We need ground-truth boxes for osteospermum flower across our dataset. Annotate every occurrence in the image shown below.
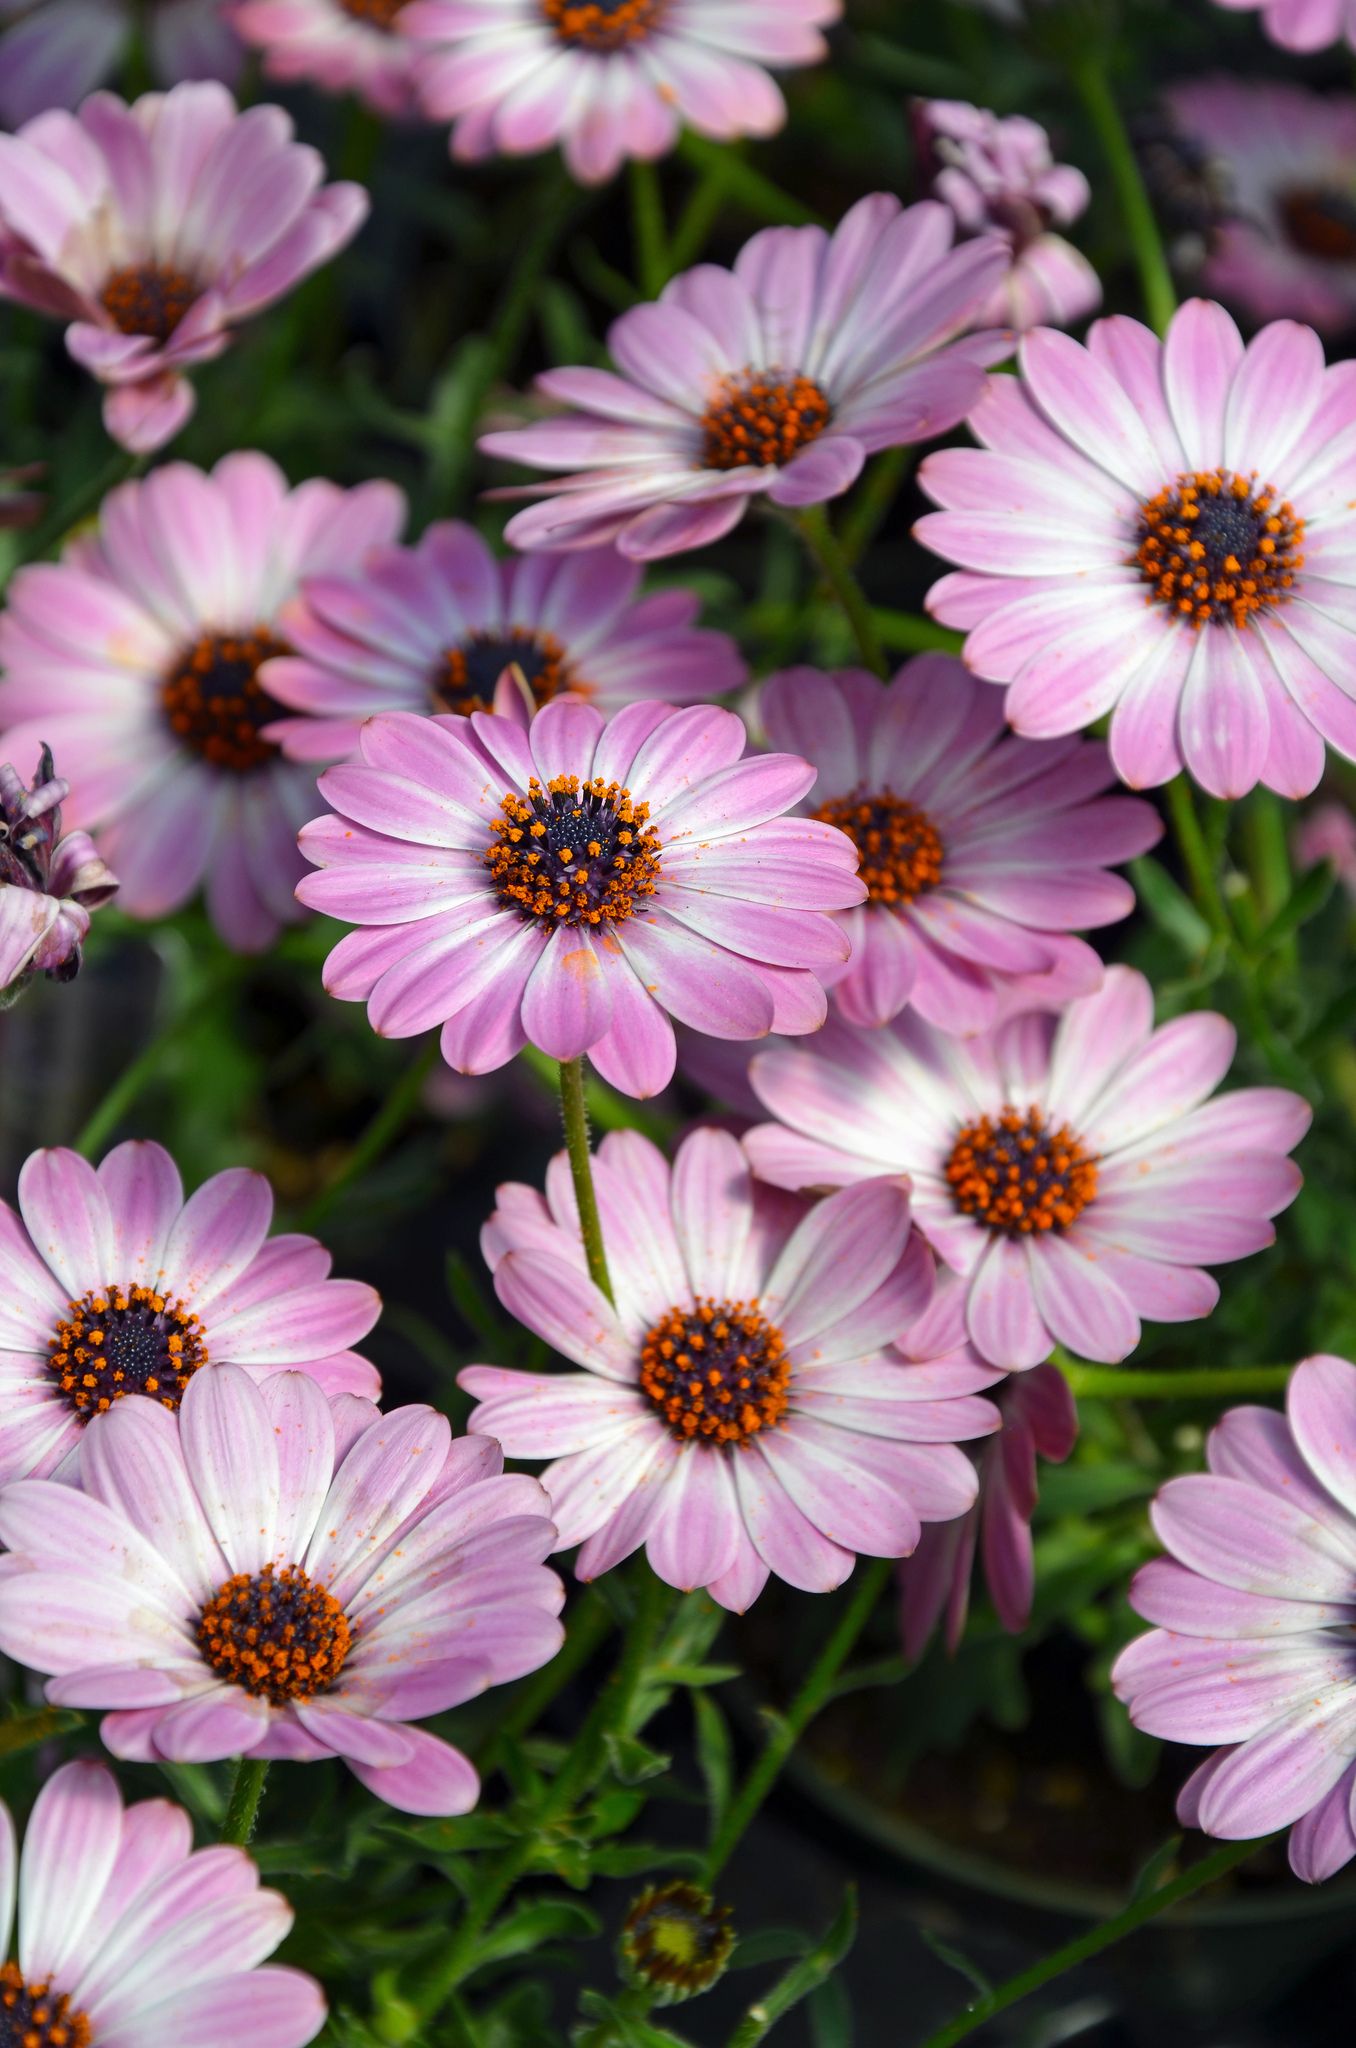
[758,657,1161,1035]
[265,521,745,763]
[462,1127,1001,1610]
[479,196,1011,559]
[297,698,865,1097]
[1113,1354,1356,1883]
[0,745,118,1000]
[0,1364,564,1815]
[1212,0,1356,52]
[913,98,1101,332]
[0,1758,323,2048]
[233,0,422,116]
[0,0,241,126]
[0,453,404,951]
[745,965,1311,1371]
[917,300,1356,800]
[0,83,367,453]
[1164,80,1356,336]
[0,1139,380,1486]
[403,0,841,186]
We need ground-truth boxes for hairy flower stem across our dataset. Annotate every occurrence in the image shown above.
[704,1557,891,1884]
[220,1757,270,1848]
[1070,57,1176,340]
[794,507,889,678]
[299,1039,439,1231]
[559,1056,616,1304]
[916,1835,1270,2048]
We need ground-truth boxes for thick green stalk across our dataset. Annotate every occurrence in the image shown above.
[299,1039,438,1231]
[1070,58,1176,338]
[629,160,669,300]
[1165,777,1234,943]
[558,1057,615,1303]
[220,1757,270,1848]
[794,507,889,679]
[1059,1359,1293,1401]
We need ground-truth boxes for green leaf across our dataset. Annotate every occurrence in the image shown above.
[726,1890,858,2048]
[1129,856,1213,959]
[919,1927,993,2004]
[602,1730,672,1786]
[1131,1834,1184,1903]
[659,1662,742,1688]
[475,1897,601,1970]
[808,1976,853,2047]
[728,1929,813,1973]
[692,1691,733,1838]
[573,1992,695,2048]
[1035,1461,1157,1518]
[0,1704,82,1757]
[1255,860,1336,953]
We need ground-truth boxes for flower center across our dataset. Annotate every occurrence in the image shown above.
[541,0,667,50]
[0,1963,92,2048]
[622,1883,734,2000]
[700,372,832,472]
[48,1284,209,1418]
[161,629,290,773]
[99,263,197,344]
[813,791,943,905]
[486,774,661,928]
[1279,185,1356,263]
[434,630,574,718]
[1134,469,1304,629]
[339,0,408,22]
[197,1562,352,1706]
[639,1298,790,1445]
[945,1105,1098,1235]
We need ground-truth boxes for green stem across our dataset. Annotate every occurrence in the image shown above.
[704,1558,889,1884]
[219,1757,270,1848]
[839,447,913,569]
[916,1836,1269,2048]
[874,608,965,658]
[1070,58,1176,339]
[793,506,889,678]
[668,156,733,277]
[1059,1359,1293,1401]
[1244,790,1298,974]
[677,134,823,229]
[558,1057,615,1304]
[74,962,235,1159]
[629,160,669,300]
[477,1584,614,1775]
[299,1039,438,1232]
[1165,777,1233,943]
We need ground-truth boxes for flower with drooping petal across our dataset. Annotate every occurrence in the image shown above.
[1163,79,1356,336]
[232,0,422,117]
[0,0,241,127]
[1113,1353,1356,1883]
[0,1757,324,2048]
[917,299,1356,800]
[479,196,1011,559]
[296,697,865,1097]
[0,1139,381,1486]
[1296,797,1356,897]
[897,1277,1076,1656]
[1211,0,1356,53]
[462,1127,1001,1610]
[0,1364,564,1815]
[914,98,1101,332]
[0,83,367,453]
[402,0,841,187]
[0,744,118,1000]
[758,657,1161,1035]
[745,964,1311,1372]
[264,521,746,764]
[0,453,404,952]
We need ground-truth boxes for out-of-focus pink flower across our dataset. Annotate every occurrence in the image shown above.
[480,196,1011,560]
[0,83,367,453]
[264,521,746,763]
[758,657,1160,1035]
[1212,0,1356,53]
[0,0,241,127]
[232,0,422,117]
[0,744,117,998]
[913,98,1100,332]
[464,1126,1001,1610]
[918,300,1356,801]
[402,0,841,186]
[0,453,405,953]
[1296,797,1356,895]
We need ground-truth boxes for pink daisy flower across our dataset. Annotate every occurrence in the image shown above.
[264,520,746,764]
[232,0,422,117]
[0,1757,324,2048]
[0,1138,381,1486]
[1113,1354,1356,1883]
[296,697,865,1098]
[0,453,404,953]
[462,1126,1001,1610]
[745,965,1311,1372]
[0,1,241,128]
[479,196,1011,560]
[913,98,1101,333]
[1212,0,1356,52]
[0,82,367,453]
[0,744,118,998]
[1164,80,1356,337]
[402,0,841,187]
[917,299,1356,801]
[758,657,1161,1035]
[0,1363,564,1815]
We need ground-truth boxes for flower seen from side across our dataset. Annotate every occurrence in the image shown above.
[232,0,423,117]
[0,0,241,127]
[0,744,117,1001]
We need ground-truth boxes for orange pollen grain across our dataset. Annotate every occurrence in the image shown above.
[700,371,832,472]
[197,1561,352,1707]
[814,790,943,906]
[639,1297,790,1445]
[435,628,574,718]
[99,261,197,343]
[945,1103,1098,1236]
[1134,468,1304,630]
[161,627,290,773]
[47,1282,208,1419]
[541,0,666,49]
[485,771,662,928]
[0,1961,91,2048]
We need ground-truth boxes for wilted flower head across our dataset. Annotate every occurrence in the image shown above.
[1212,0,1356,53]
[0,745,117,1002]
[233,0,423,116]
[0,0,241,127]
[620,1883,734,2005]
[914,98,1101,332]
[0,83,367,453]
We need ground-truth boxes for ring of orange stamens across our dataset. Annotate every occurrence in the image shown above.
[1135,469,1304,630]
[0,1961,92,2048]
[640,1298,790,1445]
[161,629,290,773]
[198,1562,352,1707]
[814,791,944,906]
[100,262,197,344]
[945,1104,1098,1235]
[435,629,573,718]
[48,1284,208,1418]
[486,774,661,927]
[542,0,666,48]
[700,372,832,472]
